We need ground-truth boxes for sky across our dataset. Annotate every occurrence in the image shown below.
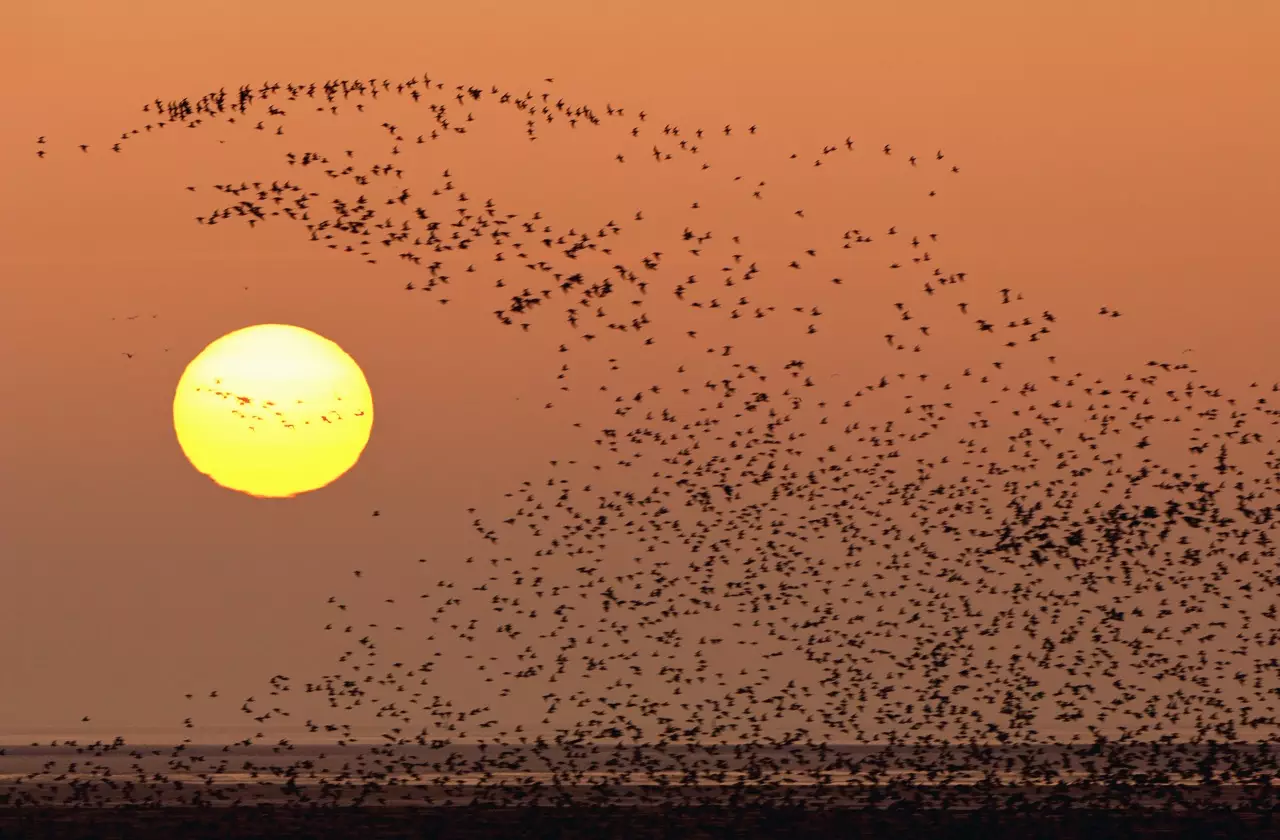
[1,0,1278,747]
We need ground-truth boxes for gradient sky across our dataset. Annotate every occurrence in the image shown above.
[2,0,1278,745]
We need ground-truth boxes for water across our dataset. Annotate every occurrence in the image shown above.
[4,740,1279,809]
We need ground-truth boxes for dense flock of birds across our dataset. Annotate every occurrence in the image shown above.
[10,72,1280,813]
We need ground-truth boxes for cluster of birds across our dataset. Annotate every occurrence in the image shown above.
[12,72,1280,814]
[186,380,367,433]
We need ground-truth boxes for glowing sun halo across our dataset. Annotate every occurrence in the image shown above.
[173,324,374,498]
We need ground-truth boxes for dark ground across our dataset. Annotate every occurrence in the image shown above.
[3,806,1280,840]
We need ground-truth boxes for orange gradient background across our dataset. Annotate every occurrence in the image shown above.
[1,0,1277,744]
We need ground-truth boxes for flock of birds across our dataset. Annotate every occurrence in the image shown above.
[10,72,1280,814]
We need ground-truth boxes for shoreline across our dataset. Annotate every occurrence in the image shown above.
[3,804,1279,840]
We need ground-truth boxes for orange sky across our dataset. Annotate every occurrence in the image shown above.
[1,0,1278,746]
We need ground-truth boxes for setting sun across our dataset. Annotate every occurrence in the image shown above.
[172,324,374,498]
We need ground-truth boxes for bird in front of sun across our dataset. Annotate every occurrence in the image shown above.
[172,323,374,498]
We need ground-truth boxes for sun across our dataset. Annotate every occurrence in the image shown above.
[172,324,374,498]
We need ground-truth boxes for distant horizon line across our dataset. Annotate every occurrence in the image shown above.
[4,738,1271,750]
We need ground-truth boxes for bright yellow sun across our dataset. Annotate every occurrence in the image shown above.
[173,324,374,498]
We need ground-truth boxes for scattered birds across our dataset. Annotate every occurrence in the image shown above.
[24,69,1280,819]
